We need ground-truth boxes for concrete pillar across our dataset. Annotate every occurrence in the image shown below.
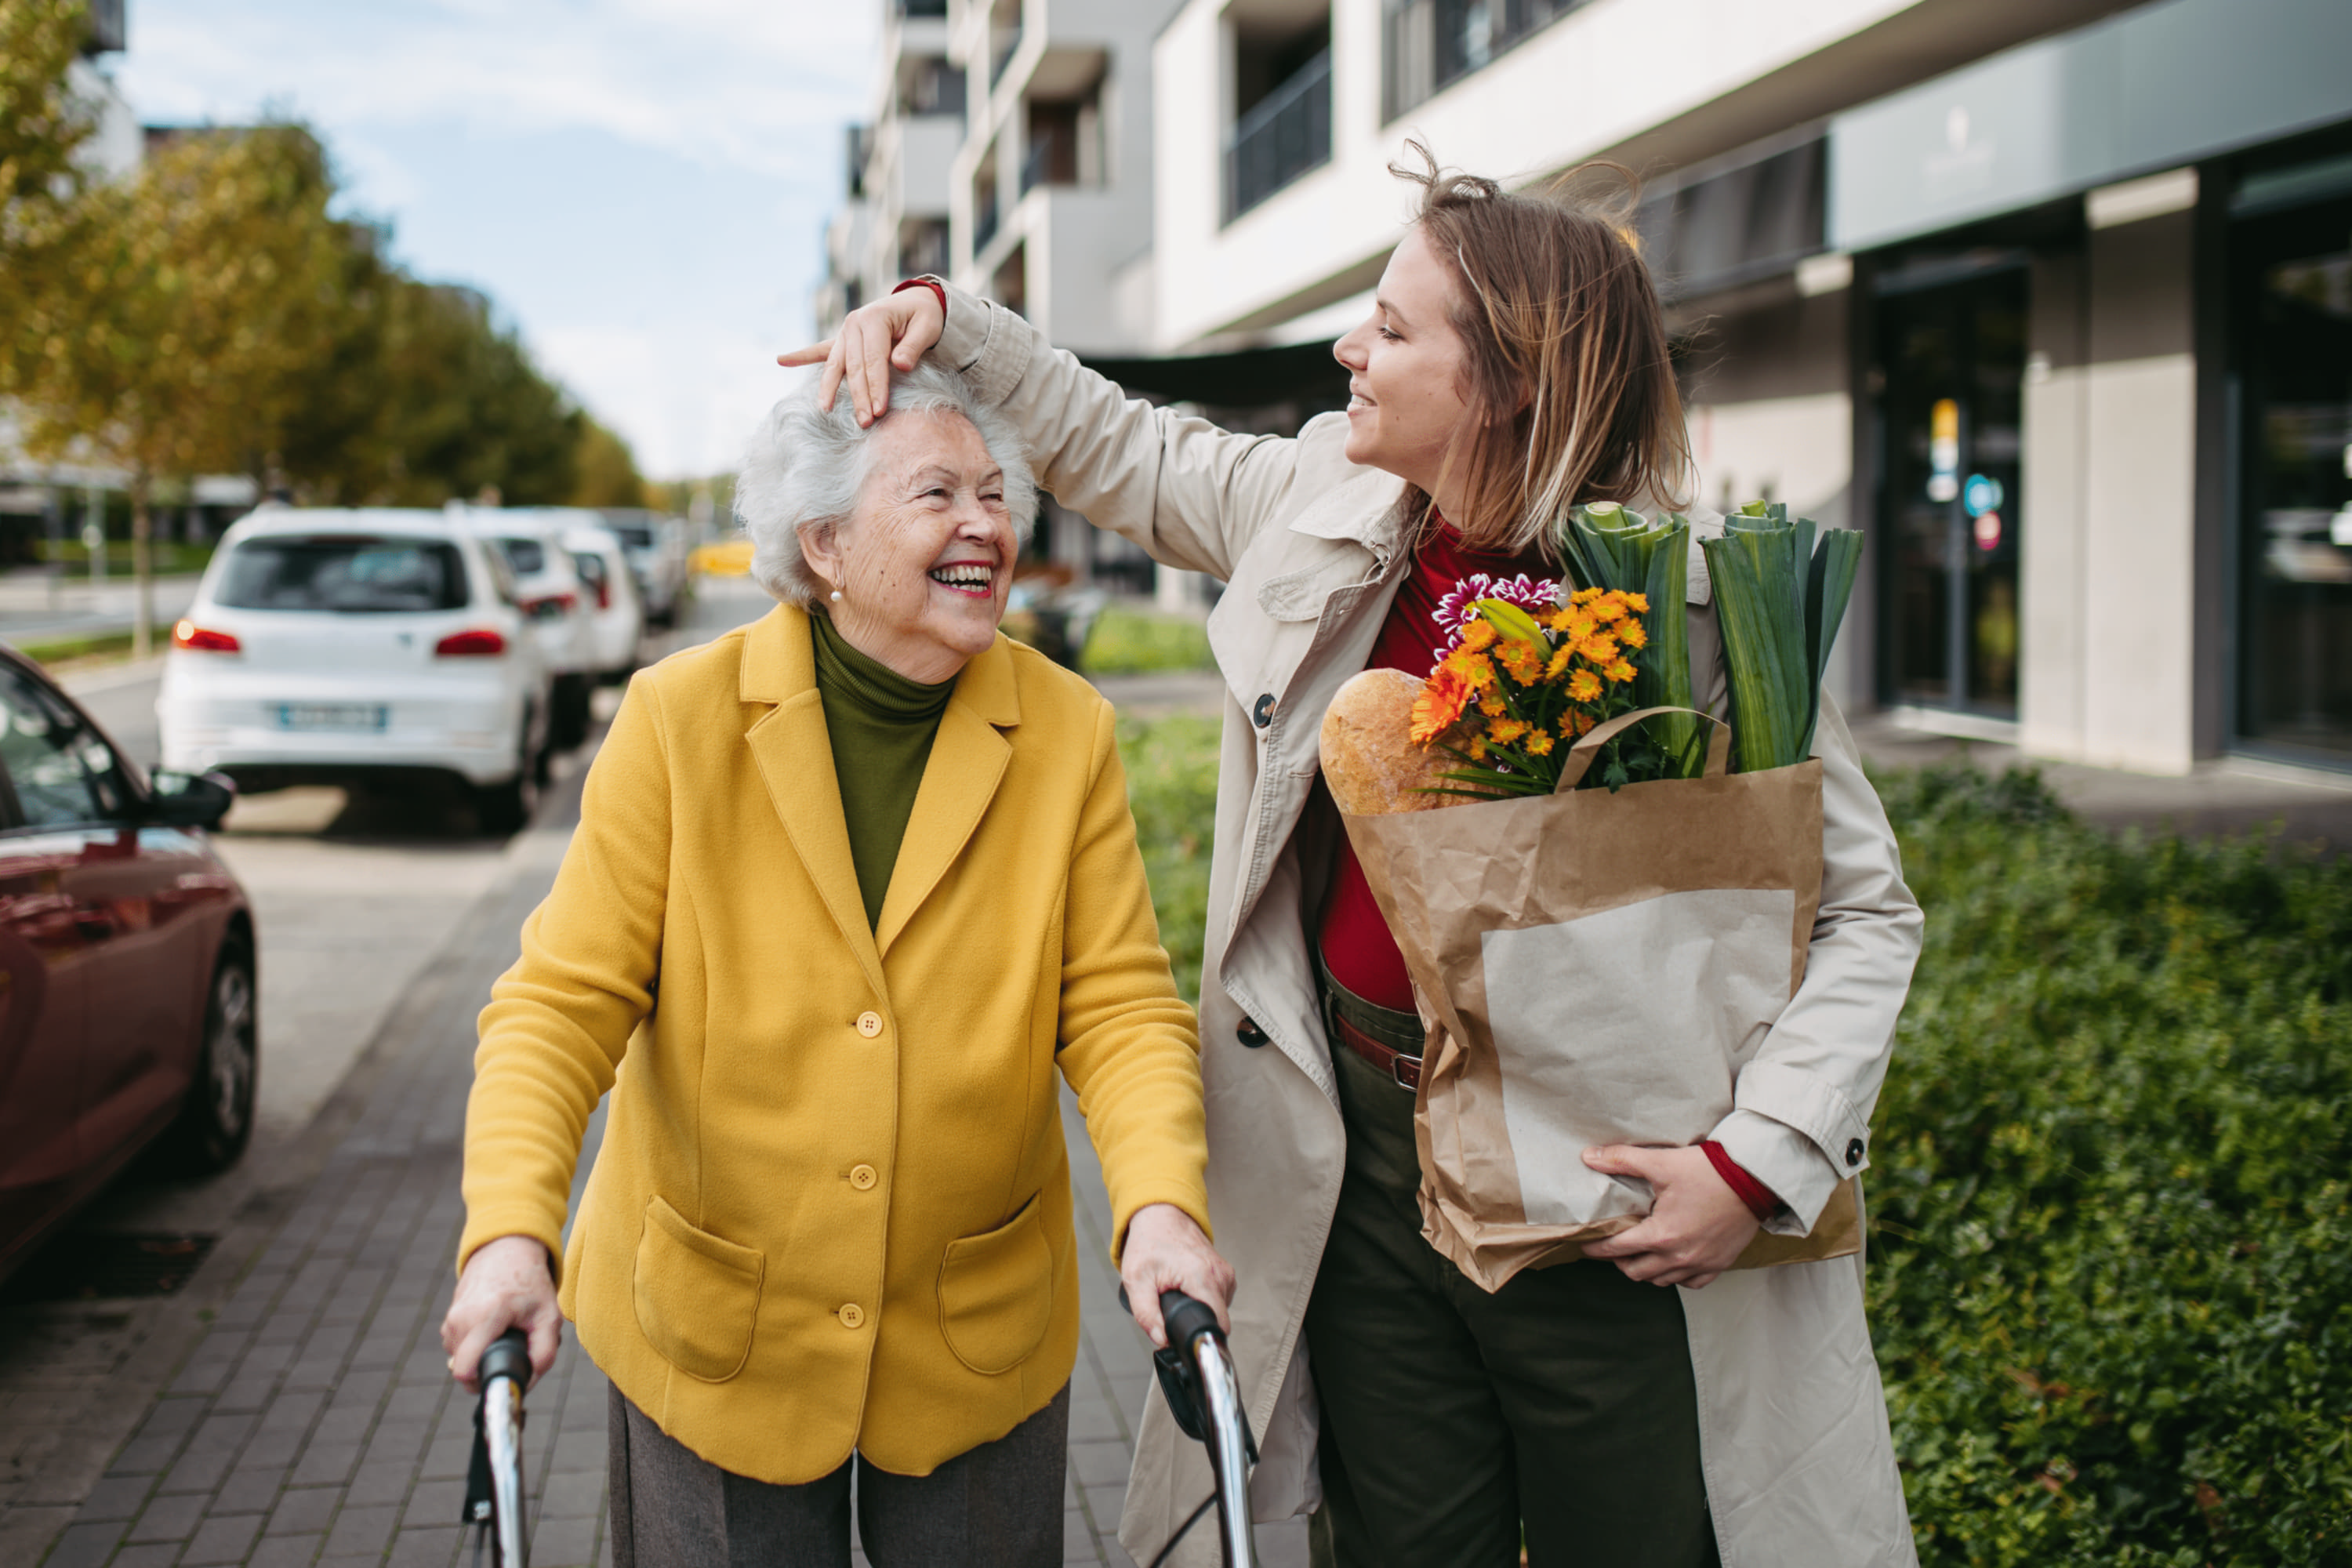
[2078,191,2199,774]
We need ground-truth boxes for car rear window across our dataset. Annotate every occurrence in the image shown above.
[217,536,470,613]
[494,537,547,575]
[612,525,653,549]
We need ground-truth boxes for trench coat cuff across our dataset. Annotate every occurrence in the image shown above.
[1708,1109,1842,1236]
[456,1210,566,1287]
[923,276,1022,405]
[1730,1060,1873,1207]
[1108,1182,1215,1268]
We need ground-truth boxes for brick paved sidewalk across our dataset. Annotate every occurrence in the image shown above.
[10,777,1303,1568]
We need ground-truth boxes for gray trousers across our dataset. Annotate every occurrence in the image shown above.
[607,1382,1070,1568]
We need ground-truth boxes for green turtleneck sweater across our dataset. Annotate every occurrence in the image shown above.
[811,611,959,930]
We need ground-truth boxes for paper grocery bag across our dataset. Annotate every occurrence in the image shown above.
[1330,698,1862,1294]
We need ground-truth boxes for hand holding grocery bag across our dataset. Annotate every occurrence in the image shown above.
[1319,501,1870,1293]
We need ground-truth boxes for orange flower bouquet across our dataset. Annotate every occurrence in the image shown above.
[1408,583,1679,797]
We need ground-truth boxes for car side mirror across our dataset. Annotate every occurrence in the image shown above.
[148,769,237,830]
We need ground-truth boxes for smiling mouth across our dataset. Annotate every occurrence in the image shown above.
[928,562,994,597]
[1348,388,1375,412]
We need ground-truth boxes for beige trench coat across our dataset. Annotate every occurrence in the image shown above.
[929,281,1925,1567]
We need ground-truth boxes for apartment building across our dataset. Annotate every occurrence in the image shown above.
[818,0,1182,587]
[1154,0,2352,775]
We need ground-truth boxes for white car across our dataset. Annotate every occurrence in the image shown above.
[158,509,554,833]
[561,523,646,684]
[461,510,600,750]
[598,508,690,626]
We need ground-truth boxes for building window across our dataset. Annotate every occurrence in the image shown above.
[993,242,1028,318]
[974,150,1001,254]
[844,125,871,200]
[1225,13,1331,223]
[903,56,966,118]
[1383,0,1590,119]
[895,0,948,16]
[898,219,951,280]
[989,0,1024,88]
[1872,259,2028,717]
[2231,155,2352,764]
[1024,82,1101,194]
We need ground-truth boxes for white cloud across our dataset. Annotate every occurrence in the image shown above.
[111,0,880,477]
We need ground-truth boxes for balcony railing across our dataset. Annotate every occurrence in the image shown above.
[975,188,1001,254]
[1382,0,1591,119]
[1225,48,1332,223]
[991,20,1025,86]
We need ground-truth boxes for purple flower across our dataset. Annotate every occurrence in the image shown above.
[1432,573,1562,632]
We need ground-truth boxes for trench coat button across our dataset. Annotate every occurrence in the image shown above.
[849,1163,878,1190]
[1236,1017,1269,1048]
[1252,692,1275,728]
[1845,1137,1866,1167]
[855,1011,884,1038]
[838,1302,866,1329]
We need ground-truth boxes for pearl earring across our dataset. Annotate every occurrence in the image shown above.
[829,590,843,603]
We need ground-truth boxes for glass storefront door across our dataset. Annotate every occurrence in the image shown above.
[2234,188,2352,764]
[1875,264,2028,714]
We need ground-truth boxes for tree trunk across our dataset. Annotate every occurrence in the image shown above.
[131,472,154,661]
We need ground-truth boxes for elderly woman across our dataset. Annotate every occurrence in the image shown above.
[440,361,1234,1567]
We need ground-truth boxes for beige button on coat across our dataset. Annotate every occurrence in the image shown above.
[929,281,1926,1566]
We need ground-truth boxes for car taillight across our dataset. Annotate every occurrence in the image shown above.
[172,620,240,654]
[434,629,507,657]
[593,579,611,610]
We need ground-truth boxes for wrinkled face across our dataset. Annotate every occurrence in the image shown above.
[1333,224,1480,497]
[803,407,1017,684]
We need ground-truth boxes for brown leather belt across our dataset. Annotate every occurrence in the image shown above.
[1330,1009,1423,1091]
[1316,956,1425,1093]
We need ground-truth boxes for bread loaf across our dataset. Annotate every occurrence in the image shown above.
[1319,669,1464,816]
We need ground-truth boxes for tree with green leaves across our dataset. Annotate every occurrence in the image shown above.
[6,122,346,655]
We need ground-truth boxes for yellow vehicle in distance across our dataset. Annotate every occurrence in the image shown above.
[689,538,754,577]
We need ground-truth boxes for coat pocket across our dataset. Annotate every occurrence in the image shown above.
[633,1196,764,1383]
[937,1192,1053,1375]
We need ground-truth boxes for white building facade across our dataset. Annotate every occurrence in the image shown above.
[820,0,2352,777]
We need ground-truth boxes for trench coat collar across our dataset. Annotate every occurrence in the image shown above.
[739,604,1023,983]
[1286,470,1410,561]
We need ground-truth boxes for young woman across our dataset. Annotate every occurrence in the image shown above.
[787,150,1923,1568]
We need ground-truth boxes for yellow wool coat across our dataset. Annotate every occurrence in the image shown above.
[458,604,1211,1485]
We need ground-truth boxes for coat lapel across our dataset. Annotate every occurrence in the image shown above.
[740,606,887,994]
[874,636,1020,958]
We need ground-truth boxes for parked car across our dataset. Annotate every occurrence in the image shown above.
[560,522,646,684]
[158,508,554,833]
[597,507,690,626]
[0,647,252,1286]
[460,510,600,750]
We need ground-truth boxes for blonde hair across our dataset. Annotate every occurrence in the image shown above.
[1392,142,1692,554]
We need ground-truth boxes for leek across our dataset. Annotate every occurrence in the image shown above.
[1700,500,1863,771]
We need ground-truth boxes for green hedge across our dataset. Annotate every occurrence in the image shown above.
[1112,713,2352,1562]
[1081,605,1214,677]
[1118,713,1219,1004]
[1872,764,2352,1565]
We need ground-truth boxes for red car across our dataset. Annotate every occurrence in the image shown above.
[0,644,255,1285]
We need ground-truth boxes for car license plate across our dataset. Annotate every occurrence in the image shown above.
[276,703,387,731]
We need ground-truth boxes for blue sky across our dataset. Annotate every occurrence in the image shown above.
[114,0,879,478]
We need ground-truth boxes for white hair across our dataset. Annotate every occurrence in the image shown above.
[735,361,1039,609]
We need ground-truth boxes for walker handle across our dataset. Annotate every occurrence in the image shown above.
[477,1327,531,1390]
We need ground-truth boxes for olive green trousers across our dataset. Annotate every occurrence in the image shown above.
[1305,1042,1721,1568]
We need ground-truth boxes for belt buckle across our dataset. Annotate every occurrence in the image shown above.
[1390,1050,1421,1092]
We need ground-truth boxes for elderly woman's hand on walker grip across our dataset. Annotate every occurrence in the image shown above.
[441,1233,563,1394]
[1119,1202,1235,1350]
[779,286,947,427]
[1577,1145,1762,1291]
